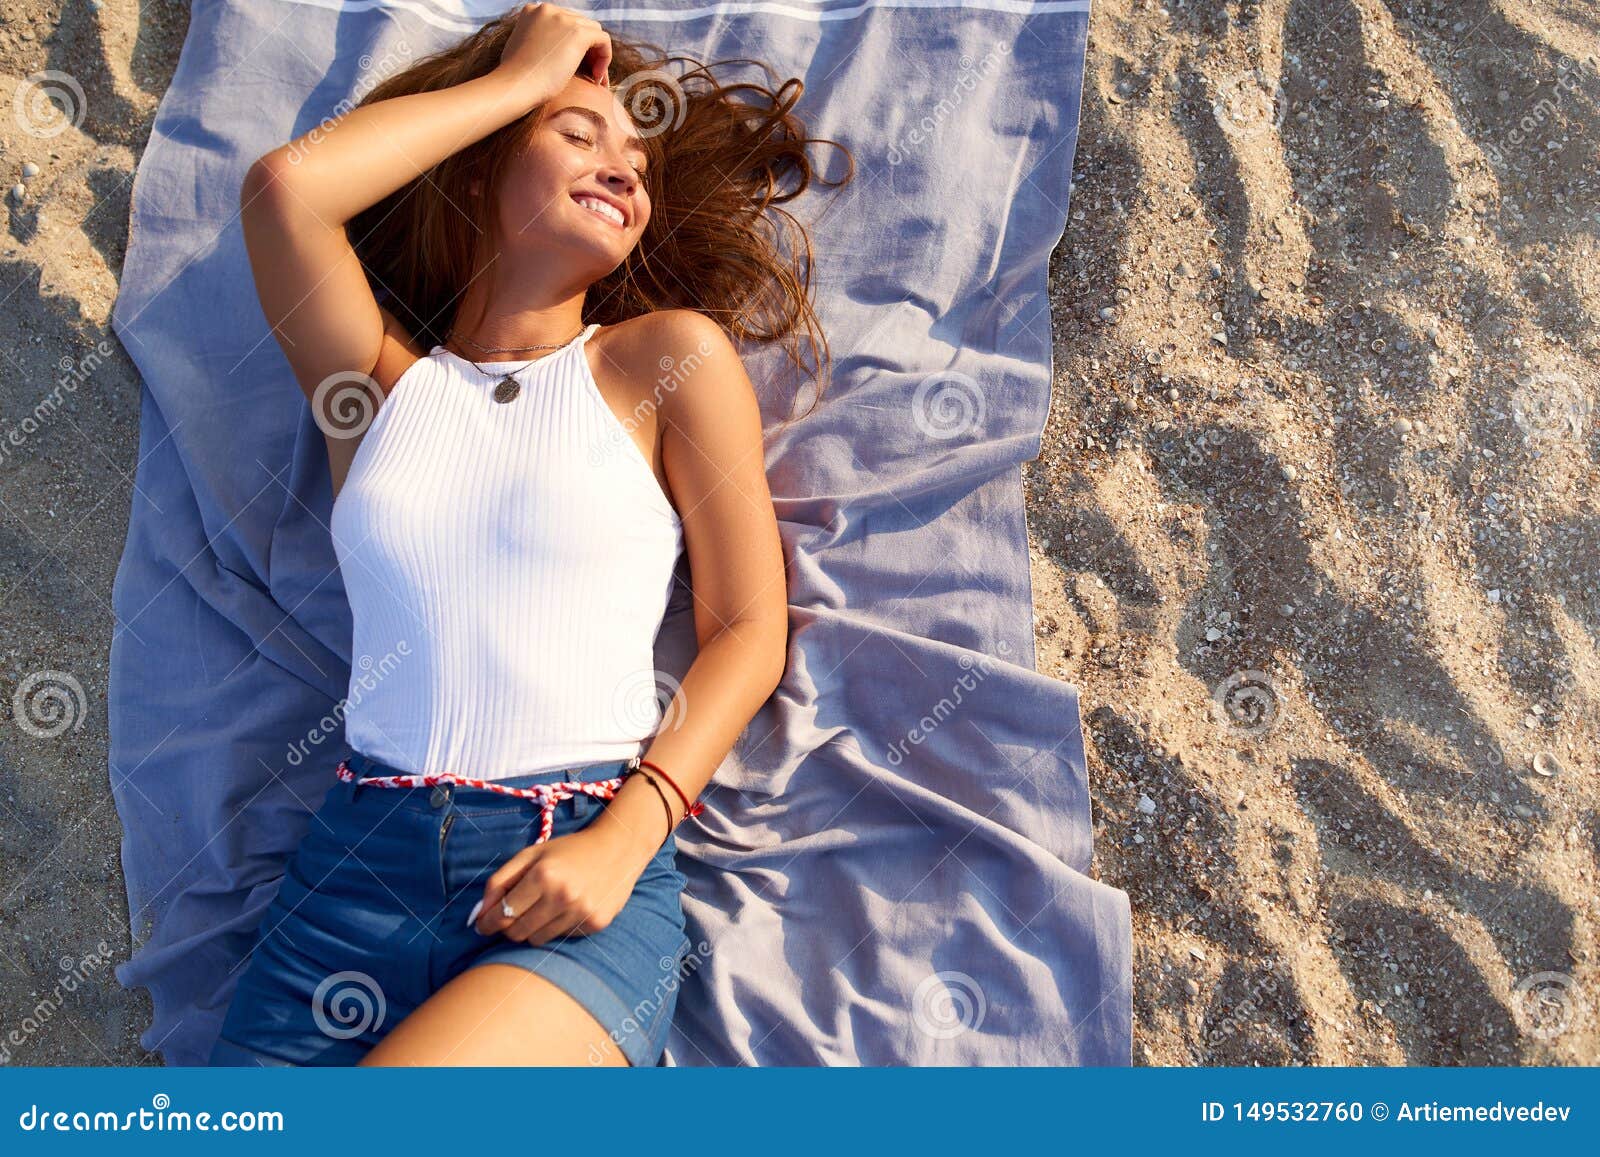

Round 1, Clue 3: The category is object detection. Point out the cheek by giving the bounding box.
[495,182,561,240]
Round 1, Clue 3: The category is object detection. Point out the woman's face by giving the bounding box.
[490,76,652,274]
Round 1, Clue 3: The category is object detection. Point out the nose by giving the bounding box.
[598,160,636,194]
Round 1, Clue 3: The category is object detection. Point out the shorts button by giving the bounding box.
[429,785,450,808]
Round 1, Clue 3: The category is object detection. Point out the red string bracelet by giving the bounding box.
[638,758,704,819]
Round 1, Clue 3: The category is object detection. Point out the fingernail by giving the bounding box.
[465,898,483,929]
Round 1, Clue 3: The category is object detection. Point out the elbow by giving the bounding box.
[755,628,788,698]
[239,151,297,217]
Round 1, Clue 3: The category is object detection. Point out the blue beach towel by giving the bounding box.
[109,0,1131,1066]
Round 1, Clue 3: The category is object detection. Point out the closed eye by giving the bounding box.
[562,129,647,177]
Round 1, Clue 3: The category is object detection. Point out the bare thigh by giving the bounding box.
[358,964,629,1067]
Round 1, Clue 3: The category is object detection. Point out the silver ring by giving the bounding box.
[501,898,516,919]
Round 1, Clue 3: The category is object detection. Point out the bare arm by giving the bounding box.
[584,309,790,870]
[238,4,612,396]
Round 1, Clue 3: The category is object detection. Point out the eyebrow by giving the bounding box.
[551,105,648,162]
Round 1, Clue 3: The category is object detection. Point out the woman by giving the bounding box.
[209,3,850,1067]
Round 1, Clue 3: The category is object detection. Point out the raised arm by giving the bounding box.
[238,4,613,401]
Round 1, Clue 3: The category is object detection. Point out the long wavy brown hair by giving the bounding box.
[347,14,853,420]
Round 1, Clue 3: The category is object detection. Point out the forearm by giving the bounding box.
[248,69,530,227]
[590,620,786,868]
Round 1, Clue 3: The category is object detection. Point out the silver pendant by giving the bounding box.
[492,376,521,404]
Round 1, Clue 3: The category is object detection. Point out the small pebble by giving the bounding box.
[8,183,24,203]
[1205,627,1223,642]
[1137,794,1157,815]
[1098,306,1117,322]
[1184,978,1200,997]
[1189,946,1206,962]
[1393,417,1413,434]
[21,162,40,180]
[1281,464,1297,481]
[1532,752,1561,778]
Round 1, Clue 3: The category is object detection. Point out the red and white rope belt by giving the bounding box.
[334,756,637,844]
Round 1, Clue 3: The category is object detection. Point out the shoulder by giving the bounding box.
[595,309,751,424]
[596,309,738,370]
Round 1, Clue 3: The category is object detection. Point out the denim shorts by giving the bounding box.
[209,751,690,1067]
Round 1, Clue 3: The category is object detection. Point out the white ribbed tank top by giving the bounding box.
[329,322,684,780]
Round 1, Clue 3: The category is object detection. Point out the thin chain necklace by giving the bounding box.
[444,323,587,405]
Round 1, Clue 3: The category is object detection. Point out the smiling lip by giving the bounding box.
[572,193,628,229]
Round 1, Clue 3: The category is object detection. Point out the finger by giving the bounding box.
[523,908,586,948]
[477,847,542,934]
[505,888,567,942]
[490,867,558,937]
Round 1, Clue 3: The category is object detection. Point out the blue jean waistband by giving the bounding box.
[340,750,637,790]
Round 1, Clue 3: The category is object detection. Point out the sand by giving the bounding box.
[1,0,1594,1064]
[1027,0,1598,1064]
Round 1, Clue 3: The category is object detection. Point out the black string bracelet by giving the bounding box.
[629,768,676,844]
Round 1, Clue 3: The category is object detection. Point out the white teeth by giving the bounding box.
[575,195,624,227]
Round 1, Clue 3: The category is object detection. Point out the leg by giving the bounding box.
[357,963,629,1067]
